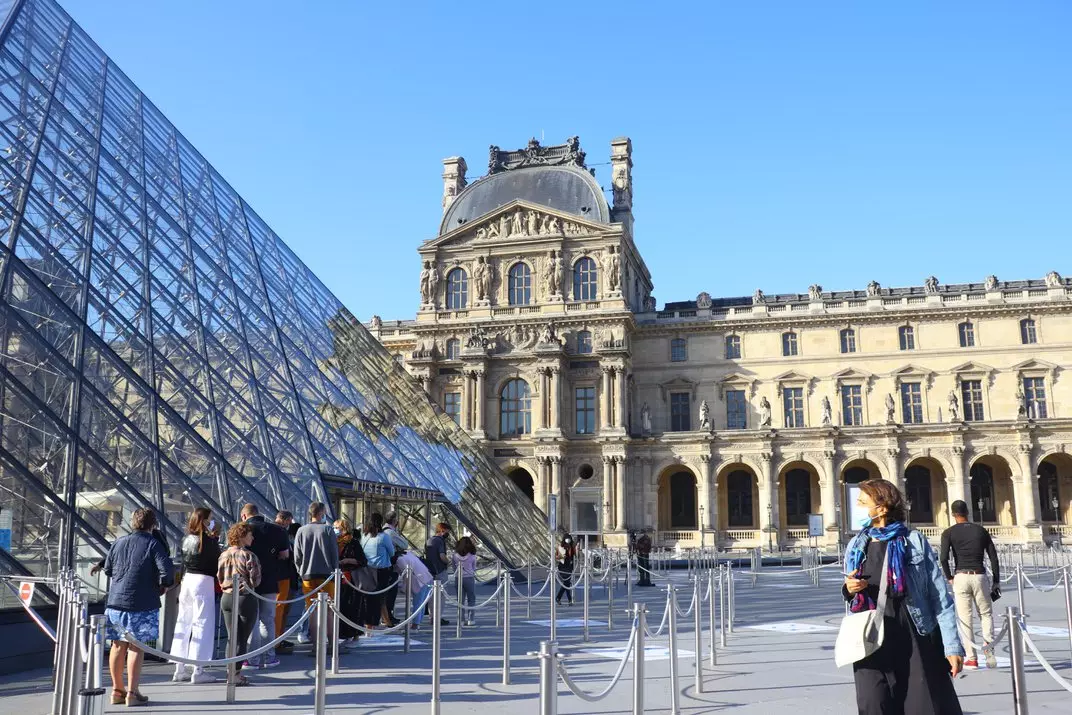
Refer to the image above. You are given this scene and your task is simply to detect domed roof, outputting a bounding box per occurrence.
[440,164,610,235]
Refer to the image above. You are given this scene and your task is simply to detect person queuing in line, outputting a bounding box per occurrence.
[294,502,339,644]
[940,499,1001,670]
[382,511,408,625]
[103,507,175,707]
[335,518,366,645]
[359,512,395,629]
[423,522,451,626]
[239,503,290,669]
[217,522,261,687]
[635,530,653,587]
[555,532,576,606]
[169,507,220,684]
[451,536,478,626]
[843,479,964,715]
[273,510,296,654]
[394,549,433,630]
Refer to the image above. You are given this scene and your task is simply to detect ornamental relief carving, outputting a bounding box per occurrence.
[470,208,592,242]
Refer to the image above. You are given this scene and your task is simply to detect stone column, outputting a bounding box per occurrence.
[949,447,971,516]
[696,455,711,537]
[822,450,838,538]
[617,367,628,431]
[461,372,472,430]
[886,448,902,491]
[601,366,613,429]
[1017,444,1040,526]
[758,452,776,547]
[601,456,614,533]
[701,455,716,542]
[551,457,563,528]
[615,456,626,531]
[536,368,548,430]
[534,459,548,515]
[551,367,561,431]
[474,370,486,435]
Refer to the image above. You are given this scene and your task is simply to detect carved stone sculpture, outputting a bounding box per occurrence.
[544,250,564,296]
[759,397,772,427]
[641,403,652,435]
[1046,271,1063,287]
[370,315,382,329]
[947,390,960,422]
[643,295,657,312]
[696,292,712,310]
[526,210,539,236]
[699,399,711,432]
[499,213,511,239]
[419,261,433,305]
[1016,384,1027,418]
[820,396,832,426]
[808,284,822,301]
[605,246,621,292]
[428,263,440,307]
[473,256,491,302]
[885,393,896,423]
[753,289,766,305]
[867,280,881,297]
[985,275,999,291]
[924,276,940,294]
[511,210,523,236]
[539,322,558,345]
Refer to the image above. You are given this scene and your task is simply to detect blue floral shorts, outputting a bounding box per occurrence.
[104,607,159,644]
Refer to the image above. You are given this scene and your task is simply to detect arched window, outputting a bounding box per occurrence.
[508,263,532,306]
[899,325,915,351]
[727,471,754,527]
[725,335,741,359]
[782,331,798,356]
[573,257,598,301]
[507,468,535,502]
[445,338,459,360]
[958,321,975,348]
[669,472,697,529]
[445,268,467,310]
[839,328,856,354]
[904,465,934,523]
[1020,318,1037,345]
[969,462,996,522]
[576,330,592,354]
[785,468,812,526]
[499,379,531,437]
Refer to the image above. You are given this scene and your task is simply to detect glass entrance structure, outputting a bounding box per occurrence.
[0,0,547,604]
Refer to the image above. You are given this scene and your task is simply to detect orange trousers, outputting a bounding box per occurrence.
[275,579,291,637]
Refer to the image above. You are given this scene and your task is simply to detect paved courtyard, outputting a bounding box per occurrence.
[2,565,1071,714]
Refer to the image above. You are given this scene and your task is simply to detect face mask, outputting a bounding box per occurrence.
[207,519,216,533]
[333,527,341,536]
[857,507,880,530]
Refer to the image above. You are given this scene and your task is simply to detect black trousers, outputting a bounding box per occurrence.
[637,554,652,584]
[556,567,573,604]
[221,591,257,671]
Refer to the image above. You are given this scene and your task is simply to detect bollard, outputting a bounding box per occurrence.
[502,572,512,685]
[315,593,328,715]
[667,585,681,715]
[1007,605,1028,715]
[582,551,590,643]
[226,574,241,704]
[727,563,735,634]
[51,581,72,715]
[404,567,412,654]
[1017,564,1026,619]
[65,596,87,715]
[496,561,503,629]
[527,563,533,620]
[456,569,463,639]
[549,532,558,643]
[626,551,633,605]
[78,613,105,715]
[1064,566,1072,669]
[633,603,646,715]
[431,584,443,715]
[708,567,718,665]
[332,567,342,675]
[693,575,704,694]
[608,557,615,632]
[537,640,558,715]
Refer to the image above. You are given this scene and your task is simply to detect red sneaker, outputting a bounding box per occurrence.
[963,658,979,669]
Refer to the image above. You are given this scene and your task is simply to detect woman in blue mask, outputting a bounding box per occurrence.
[844,479,964,714]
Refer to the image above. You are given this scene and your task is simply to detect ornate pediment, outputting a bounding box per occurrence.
[1011,358,1059,381]
[890,363,936,388]
[659,376,698,403]
[950,360,996,376]
[488,136,586,174]
[423,200,608,252]
[718,372,758,399]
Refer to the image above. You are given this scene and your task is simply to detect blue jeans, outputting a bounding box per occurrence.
[412,585,431,627]
[454,575,476,622]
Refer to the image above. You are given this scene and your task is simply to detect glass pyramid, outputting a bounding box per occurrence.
[0,0,548,597]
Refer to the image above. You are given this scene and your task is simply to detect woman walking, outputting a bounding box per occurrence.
[170,508,220,684]
[359,512,394,629]
[452,537,478,626]
[217,522,261,686]
[555,534,576,606]
[843,479,964,714]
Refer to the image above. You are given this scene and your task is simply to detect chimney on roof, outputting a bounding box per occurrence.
[441,156,467,213]
[610,137,633,227]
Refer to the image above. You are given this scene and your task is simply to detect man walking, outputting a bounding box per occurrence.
[294,502,339,644]
[636,530,653,587]
[940,499,1000,669]
[241,503,290,668]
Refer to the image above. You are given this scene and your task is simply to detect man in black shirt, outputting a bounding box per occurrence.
[940,500,1000,670]
[241,503,291,668]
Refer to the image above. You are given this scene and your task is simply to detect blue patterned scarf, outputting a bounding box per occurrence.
[846,521,909,613]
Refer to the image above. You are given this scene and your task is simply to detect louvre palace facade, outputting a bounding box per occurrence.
[375,136,1072,549]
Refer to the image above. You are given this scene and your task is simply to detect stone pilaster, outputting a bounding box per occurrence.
[822,449,838,537]
[614,456,626,531]
[1017,443,1040,526]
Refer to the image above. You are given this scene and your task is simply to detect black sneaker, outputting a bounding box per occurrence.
[440,618,450,626]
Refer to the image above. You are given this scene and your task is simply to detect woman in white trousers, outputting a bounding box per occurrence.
[170,508,221,684]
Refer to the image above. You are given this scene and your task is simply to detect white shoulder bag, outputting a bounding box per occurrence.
[834,547,890,668]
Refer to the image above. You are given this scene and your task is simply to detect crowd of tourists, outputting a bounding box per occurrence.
[99,501,468,703]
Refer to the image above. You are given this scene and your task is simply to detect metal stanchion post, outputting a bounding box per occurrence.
[226,574,240,704]
[527,563,532,620]
[708,568,718,666]
[633,604,646,715]
[1063,566,1072,668]
[1017,564,1026,619]
[608,558,615,632]
[456,569,463,639]
[496,562,503,629]
[693,575,704,694]
[404,567,412,654]
[667,586,680,715]
[51,581,71,715]
[537,640,558,715]
[79,613,105,715]
[431,584,442,715]
[64,595,86,715]
[728,563,735,633]
[502,572,511,685]
[549,532,557,642]
[315,593,328,715]
[332,567,342,674]
[626,551,633,605]
[583,550,590,643]
[1007,606,1028,715]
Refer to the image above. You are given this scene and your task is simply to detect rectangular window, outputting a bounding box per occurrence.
[575,386,596,434]
[1024,377,1048,419]
[725,335,741,359]
[783,387,804,428]
[1021,320,1037,345]
[959,322,975,348]
[726,389,747,429]
[961,380,984,421]
[443,392,461,424]
[899,326,915,351]
[782,332,798,356]
[841,385,863,426]
[840,330,856,354]
[670,338,687,362]
[670,392,691,431]
[900,382,923,424]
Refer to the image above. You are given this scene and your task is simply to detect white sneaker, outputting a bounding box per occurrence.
[171,666,190,682]
[189,670,218,684]
[297,634,311,644]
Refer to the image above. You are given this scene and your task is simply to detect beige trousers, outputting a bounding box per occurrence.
[952,572,994,659]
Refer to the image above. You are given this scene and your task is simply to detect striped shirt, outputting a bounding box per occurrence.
[217,546,262,593]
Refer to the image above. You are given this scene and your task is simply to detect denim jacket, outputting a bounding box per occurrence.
[844,528,964,657]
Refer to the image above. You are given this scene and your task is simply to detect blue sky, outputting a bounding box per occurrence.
[62,1,1071,319]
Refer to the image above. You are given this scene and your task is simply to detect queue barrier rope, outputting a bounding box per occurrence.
[644,595,670,637]
[1022,573,1065,593]
[330,587,434,637]
[341,572,403,596]
[441,578,505,611]
[1015,617,1072,695]
[962,614,1011,653]
[555,619,639,702]
[246,572,338,604]
[509,573,554,600]
[675,590,697,618]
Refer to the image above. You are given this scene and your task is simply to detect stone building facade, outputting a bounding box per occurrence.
[372,137,1072,548]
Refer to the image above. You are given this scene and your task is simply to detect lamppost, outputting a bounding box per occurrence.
[767,503,774,553]
[1052,496,1062,547]
[905,499,912,527]
[698,504,705,550]
[977,498,985,523]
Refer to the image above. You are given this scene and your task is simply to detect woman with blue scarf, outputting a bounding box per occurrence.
[844,479,964,714]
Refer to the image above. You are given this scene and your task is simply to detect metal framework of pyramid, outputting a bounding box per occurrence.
[0,0,547,597]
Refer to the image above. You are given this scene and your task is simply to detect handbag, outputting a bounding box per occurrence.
[834,547,890,668]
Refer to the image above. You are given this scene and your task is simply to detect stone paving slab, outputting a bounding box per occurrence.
[2,567,1071,713]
